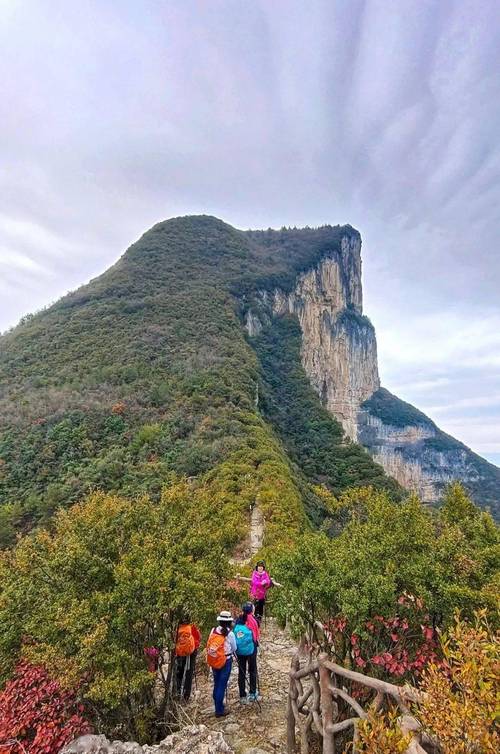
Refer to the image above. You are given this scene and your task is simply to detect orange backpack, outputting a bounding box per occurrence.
[176,624,195,657]
[206,630,226,669]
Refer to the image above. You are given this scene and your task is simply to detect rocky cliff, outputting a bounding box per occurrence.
[271,235,379,441]
[244,229,500,513]
[359,387,500,508]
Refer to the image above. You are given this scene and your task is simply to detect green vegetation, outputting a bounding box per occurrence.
[0,488,228,740]
[0,216,373,543]
[0,216,498,742]
[362,387,434,429]
[253,316,402,526]
[273,483,499,642]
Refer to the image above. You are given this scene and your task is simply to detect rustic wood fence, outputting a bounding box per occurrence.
[287,645,436,754]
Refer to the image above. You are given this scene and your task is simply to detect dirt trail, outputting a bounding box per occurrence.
[229,503,264,566]
[181,618,296,754]
[249,504,264,556]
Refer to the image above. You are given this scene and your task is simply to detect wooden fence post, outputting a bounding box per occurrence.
[319,655,335,754]
[287,662,298,754]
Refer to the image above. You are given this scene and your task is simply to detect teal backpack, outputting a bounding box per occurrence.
[234,624,254,656]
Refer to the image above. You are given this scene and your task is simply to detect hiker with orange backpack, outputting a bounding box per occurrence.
[174,617,201,701]
[206,610,236,717]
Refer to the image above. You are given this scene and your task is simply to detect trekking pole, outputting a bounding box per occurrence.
[180,654,189,699]
[250,667,262,712]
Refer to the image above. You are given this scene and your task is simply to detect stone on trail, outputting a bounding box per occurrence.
[60,725,233,754]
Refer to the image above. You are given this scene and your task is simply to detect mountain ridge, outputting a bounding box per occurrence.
[0,215,498,540]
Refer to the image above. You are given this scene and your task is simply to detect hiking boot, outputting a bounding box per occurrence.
[239,696,249,705]
[247,692,262,702]
[215,709,230,718]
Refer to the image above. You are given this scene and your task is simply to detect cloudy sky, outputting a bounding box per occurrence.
[1,0,499,465]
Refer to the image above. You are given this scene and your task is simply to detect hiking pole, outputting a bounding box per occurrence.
[180,654,189,699]
[247,668,262,712]
[256,664,262,706]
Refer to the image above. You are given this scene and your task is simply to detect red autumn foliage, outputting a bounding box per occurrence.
[143,646,160,673]
[325,595,443,685]
[111,402,126,415]
[0,661,91,754]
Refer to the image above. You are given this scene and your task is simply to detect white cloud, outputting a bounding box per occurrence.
[0,0,499,461]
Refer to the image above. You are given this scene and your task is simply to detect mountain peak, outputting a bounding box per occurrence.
[0,216,498,539]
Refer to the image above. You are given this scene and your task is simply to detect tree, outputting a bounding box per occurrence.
[273,486,498,677]
[0,483,229,741]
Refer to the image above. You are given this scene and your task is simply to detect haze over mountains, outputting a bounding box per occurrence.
[1,216,498,536]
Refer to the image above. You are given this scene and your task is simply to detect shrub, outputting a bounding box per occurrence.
[418,612,499,753]
[0,661,90,754]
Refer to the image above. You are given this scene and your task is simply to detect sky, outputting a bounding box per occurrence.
[1,0,499,466]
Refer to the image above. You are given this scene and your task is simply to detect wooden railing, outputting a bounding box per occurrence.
[287,650,436,754]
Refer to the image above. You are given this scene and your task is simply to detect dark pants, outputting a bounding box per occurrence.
[175,649,197,700]
[254,598,266,623]
[237,649,257,697]
[212,657,232,715]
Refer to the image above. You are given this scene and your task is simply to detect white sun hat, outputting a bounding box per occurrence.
[216,610,234,622]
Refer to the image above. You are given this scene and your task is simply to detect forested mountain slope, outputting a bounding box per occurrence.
[0,216,397,545]
[0,215,498,546]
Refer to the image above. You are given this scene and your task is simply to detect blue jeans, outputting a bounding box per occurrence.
[212,657,232,715]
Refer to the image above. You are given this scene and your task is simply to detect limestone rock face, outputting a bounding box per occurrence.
[244,231,500,511]
[357,403,490,503]
[60,726,233,754]
[271,235,380,441]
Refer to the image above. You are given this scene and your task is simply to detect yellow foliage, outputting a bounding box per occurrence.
[353,710,410,754]
[418,611,499,754]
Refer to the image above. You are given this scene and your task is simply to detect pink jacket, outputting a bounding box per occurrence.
[246,613,261,643]
[250,570,271,601]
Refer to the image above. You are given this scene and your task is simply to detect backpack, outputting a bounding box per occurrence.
[234,624,254,656]
[176,624,195,657]
[206,630,226,669]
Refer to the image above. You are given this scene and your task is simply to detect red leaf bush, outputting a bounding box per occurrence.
[0,661,91,754]
[325,595,442,685]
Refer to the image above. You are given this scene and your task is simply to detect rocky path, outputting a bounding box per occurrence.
[229,502,264,566]
[249,504,264,557]
[180,618,296,754]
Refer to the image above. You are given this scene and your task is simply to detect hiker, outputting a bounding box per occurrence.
[242,600,260,645]
[235,603,261,703]
[206,610,236,718]
[174,618,201,701]
[250,560,271,624]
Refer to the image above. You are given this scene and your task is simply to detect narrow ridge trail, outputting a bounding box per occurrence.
[229,502,264,566]
[182,618,296,754]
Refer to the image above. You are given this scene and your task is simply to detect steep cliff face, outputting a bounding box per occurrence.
[245,233,380,441]
[359,388,500,509]
[244,229,500,514]
[270,236,379,441]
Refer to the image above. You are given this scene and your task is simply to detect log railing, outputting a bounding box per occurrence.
[287,651,434,754]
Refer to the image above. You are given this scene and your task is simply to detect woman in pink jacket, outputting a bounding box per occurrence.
[250,560,271,624]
